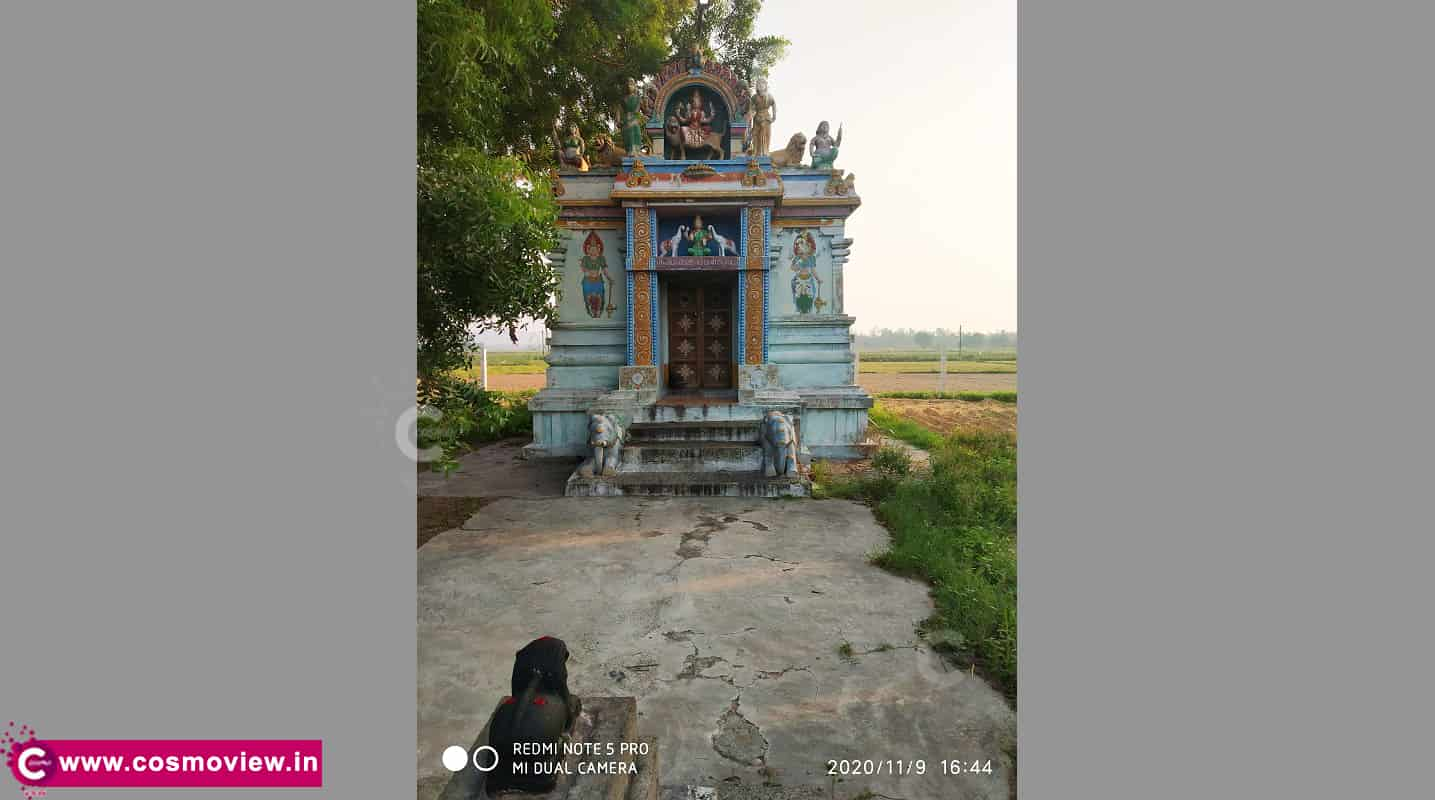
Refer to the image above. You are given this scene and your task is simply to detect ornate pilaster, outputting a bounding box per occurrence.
[739,205,770,364]
[625,204,658,366]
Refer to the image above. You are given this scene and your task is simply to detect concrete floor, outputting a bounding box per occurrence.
[418,496,1015,800]
[417,437,577,499]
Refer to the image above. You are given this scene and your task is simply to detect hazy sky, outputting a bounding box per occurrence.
[476,1,1015,349]
[755,0,1017,333]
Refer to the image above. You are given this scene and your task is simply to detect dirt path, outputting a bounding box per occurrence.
[481,372,546,391]
[879,398,1018,437]
[860,371,1016,394]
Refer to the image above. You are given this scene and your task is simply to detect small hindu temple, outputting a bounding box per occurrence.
[526,53,872,496]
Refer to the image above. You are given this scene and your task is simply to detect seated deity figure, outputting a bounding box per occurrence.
[810,120,843,170]
[555,123,589,171]
[680,88,713,150]
[685,214,711,256]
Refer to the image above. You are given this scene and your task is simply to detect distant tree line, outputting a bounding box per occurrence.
[855,328,1017,352]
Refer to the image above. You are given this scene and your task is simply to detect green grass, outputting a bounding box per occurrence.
[858,360,1016,374]
[869,403,946,450]
[812,411,1018,701]
[878,391,1017,403]
[859,350,1017,363]
[416,382,535,476]
[450,351,547,379]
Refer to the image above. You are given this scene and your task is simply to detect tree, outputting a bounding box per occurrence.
[913,331,934,350]
[669,0,789,84]
[417,0,687,378]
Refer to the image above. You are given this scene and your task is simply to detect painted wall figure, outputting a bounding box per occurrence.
[790,229,824,314]
[810,121,843,170]
[579,231,615,318]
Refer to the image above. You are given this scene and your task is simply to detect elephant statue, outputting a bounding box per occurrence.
[760,410,799,478]
[577,413,624,477]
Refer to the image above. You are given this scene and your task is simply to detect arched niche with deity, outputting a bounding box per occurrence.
[645,57,748,161]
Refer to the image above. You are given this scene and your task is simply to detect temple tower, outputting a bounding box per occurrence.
[527,56,871,495]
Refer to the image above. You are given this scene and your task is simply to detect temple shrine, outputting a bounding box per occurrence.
[527,54,872,496]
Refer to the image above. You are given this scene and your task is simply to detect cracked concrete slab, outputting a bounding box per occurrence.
[417,436,577,498]
[418,497,1015,800]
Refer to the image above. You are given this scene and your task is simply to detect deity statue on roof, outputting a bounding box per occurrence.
[745,76,777,156]
[621,78,646,154]
[554,122,589,171]
[810,120,843,170]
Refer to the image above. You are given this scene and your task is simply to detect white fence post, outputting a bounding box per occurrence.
[938,346,947,394]
[479,344,488,390]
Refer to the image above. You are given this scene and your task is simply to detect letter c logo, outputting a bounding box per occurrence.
[17,746,49,781]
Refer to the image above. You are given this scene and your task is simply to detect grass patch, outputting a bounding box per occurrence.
[820,404,1018,700]
[451,351,547,379]
[859,360,1016,374]
[878,391,1017,403]
[869,403,946,451]
[875,431,1017,699]
[416,379,535,476]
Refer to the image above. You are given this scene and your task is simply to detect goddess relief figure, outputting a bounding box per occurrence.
[746,77,777,156]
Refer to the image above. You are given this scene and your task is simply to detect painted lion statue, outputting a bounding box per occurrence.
[589,133,626,168]
[768,132,807,168]
[578,413,625,477]
[760,410,799,478]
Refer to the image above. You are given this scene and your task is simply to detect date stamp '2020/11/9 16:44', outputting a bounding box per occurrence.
[824,758,996,777]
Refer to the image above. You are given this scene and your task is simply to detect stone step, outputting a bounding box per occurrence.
[437,696,639,800]
[621,442,763,472]
[627,421,761,444]
[634,404,769,424]
[623,737,659,800]
[567,471,808,498]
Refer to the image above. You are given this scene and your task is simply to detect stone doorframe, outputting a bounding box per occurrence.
[624,199,771,382]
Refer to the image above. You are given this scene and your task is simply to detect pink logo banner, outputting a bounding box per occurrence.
[7,739,322,789]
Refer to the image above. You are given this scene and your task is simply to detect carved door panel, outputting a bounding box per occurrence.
[666,279,733,390]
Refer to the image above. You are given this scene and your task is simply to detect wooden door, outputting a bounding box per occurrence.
[666,278,733,390]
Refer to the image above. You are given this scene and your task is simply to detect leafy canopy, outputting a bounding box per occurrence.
[417,0,787,378]
[670,0,790,84]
